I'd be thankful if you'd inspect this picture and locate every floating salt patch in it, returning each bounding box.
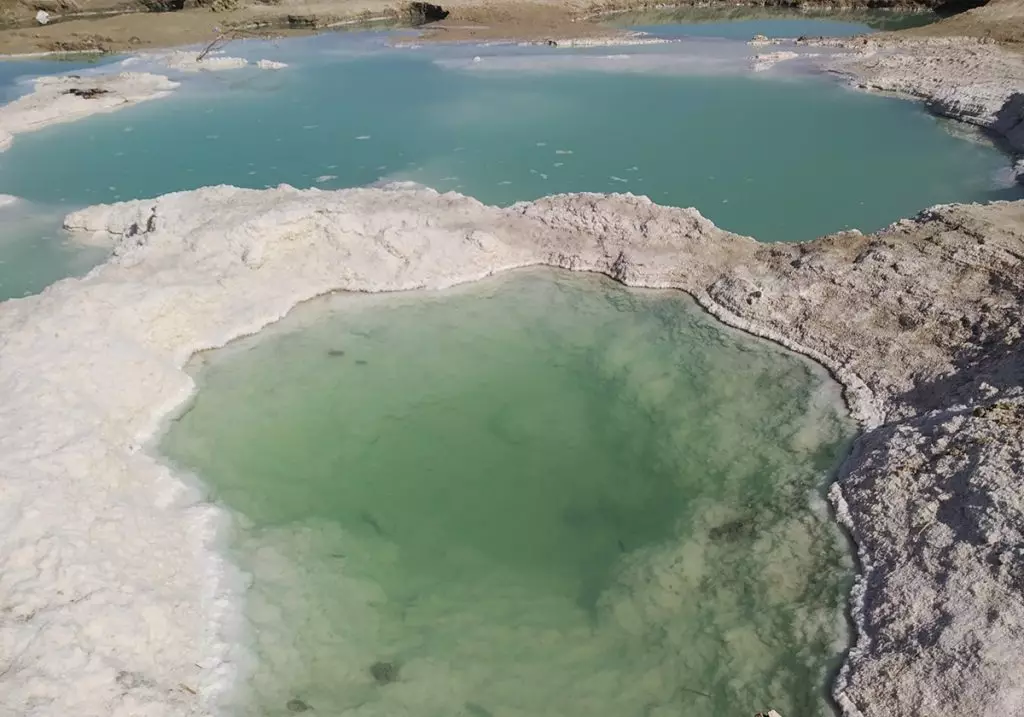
[627,166,639,172]
[302,125,319,130]
[539,173,548,179]
[990,165,1019,188]
[553,162,564,167]
[356,135,371,140]
[555,149,572,155]
[498,180,512,185]
[536,142,547,147]
[163,51,248,72]
[256,60,288,70]
[315,175,337,183]
[610,176,628,183]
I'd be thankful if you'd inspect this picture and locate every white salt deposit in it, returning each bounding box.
[0,72,178,152]
[256,60,288,70]
[752,51,803,72]
[0,183,747,716]
[161,51,249,73]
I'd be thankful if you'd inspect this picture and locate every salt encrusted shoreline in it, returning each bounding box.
[0,72,178,152]
[0,53,290,153]
[0,31,1022,717]
[822,35,1024,154]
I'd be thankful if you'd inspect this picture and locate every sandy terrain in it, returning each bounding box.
[1,0,1019,55]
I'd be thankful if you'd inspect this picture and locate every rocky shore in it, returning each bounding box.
[0,175,1013,717]
[821,35,1024,154]
[0,9,1021,717]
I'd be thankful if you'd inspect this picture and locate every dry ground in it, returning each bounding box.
[1,0,1022,55]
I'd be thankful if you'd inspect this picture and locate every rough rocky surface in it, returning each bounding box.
[822,35,1024,152]
[0,182,1018,715]
[903,0,1024,45]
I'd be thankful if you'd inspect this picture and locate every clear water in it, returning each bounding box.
[0,31,1017,252]
[0,201,107,300]
[0,56,120,300]
[161,270,855,717]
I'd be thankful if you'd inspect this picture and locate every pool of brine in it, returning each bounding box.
[161,270,856,717]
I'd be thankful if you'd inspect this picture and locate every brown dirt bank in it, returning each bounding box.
[0,0,1016,55]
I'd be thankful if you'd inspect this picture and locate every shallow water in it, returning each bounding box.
[0,200,107,300]
[0,55,121,300]
[161,270,855,717]
[0,55,118,102]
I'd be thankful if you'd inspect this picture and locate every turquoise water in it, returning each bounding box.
[0,201,106,300]
[0,33,1017,251]
[0,55,118,299]
[161,270,855,717]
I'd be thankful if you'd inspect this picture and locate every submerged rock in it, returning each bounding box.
[464,702,494,717]
[286,698,311,712]
[407,1,448,25]
[370,660,399,685]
